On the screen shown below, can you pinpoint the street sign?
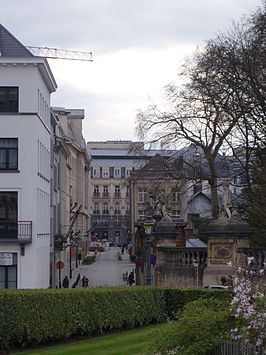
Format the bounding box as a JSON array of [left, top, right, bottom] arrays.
[[0, 253, 12, 266], [56, 261, 64, 269], [151, 254, 156, 266]]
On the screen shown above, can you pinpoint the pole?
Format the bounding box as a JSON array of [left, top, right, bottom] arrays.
[[75, 242, 78, 268], [69, 247, 72, 279], [146, 234, 151, 286], [59, 253, 62, 288], [197, 265, 199, 288]]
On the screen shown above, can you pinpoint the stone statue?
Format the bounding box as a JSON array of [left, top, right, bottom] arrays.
[[220, 181, 232, 219]]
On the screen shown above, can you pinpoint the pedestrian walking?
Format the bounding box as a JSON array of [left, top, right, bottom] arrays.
[[82, 275, 86, 287], [62, 276, 69, 288], [128, 271, 135, 286]]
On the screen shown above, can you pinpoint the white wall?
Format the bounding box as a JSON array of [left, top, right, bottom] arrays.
[[0, 63, 53, 288]]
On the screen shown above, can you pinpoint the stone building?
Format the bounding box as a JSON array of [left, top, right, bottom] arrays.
[[52, 107, 90, 284], [87, 141, 146, 245], [128, 154, 188, 236]]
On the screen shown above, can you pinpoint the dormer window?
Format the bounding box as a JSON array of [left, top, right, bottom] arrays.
[[0, 87, 18, 113]]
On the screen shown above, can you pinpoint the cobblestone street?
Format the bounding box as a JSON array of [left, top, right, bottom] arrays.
[[70, 247, 135, 288]]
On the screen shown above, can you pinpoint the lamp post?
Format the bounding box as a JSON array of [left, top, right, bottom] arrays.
[[144, 217, 155, 286]]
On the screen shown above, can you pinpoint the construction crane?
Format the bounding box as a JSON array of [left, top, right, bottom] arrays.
[[26, 46, 93, 62]]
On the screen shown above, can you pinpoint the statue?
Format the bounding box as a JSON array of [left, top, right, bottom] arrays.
[[147, 188, 172, 221], [220, 181, 232, 219]]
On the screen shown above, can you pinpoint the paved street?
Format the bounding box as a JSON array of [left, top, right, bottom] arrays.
[[70, 247, 135, 288]]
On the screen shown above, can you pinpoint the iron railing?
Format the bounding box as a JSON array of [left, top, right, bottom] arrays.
[[0, 221, 32, 241], [213, 340, 265, 355]]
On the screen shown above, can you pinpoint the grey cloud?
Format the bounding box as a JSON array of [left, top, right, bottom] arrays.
[[1, 0, 261, 55]]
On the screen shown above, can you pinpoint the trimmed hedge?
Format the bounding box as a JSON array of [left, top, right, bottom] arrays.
[[164, 288, 231, 317], [0, 287, 230, 351], [0, 287, 165, 350], [82, 255, 96, 265]]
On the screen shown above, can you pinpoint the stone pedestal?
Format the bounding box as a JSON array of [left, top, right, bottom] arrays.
[[203, 216, 251, 286]]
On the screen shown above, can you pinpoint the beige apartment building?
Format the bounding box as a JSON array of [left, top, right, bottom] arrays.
[[87, 141, 146, 245], [87, 141, 182, 245], [128, 154, 188, 235], [52, 107, 90, 285]]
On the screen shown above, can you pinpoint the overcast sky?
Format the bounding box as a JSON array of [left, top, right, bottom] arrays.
[[1, 0, 262, 142]]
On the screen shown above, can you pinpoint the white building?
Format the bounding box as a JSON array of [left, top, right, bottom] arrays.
[[0, 25, 57, 288]]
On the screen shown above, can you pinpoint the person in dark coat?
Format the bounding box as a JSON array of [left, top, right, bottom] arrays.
[[128, 271, 135, 286], [62, 276, 69, 288]]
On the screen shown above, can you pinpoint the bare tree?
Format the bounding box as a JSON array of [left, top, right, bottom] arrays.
[[136, 4, 265, 218]]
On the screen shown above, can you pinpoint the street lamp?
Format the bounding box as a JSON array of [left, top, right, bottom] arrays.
[[144, 217, 155, 286]]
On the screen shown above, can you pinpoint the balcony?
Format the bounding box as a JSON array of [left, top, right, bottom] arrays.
[[0, 221, 32, 243]]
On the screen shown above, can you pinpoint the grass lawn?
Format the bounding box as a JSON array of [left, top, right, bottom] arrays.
[[12, 323, 168, 355]]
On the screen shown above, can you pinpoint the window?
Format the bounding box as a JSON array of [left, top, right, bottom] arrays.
[[109, 167, 114, 178], [103, 185, 109, 196], [93, 202, 99, 215], [103, 202, 109, 215], [114, 168, 120, 177], [126, 169, 131, 177], [114, 185, 120, 197], [0, 87, 18, 113], [114, 219, 121, 226], [114, 202, 120, 215], [172, 188, 180, 203], [0, 192, 18, 238], [0, 138, 18, 170], [103, 170, 109, 178], [93, 185, 99, 197], [121, 167, 125, 178], [0, 253, 17, 289], [138, 209, 145, 220], [126, 202, 130, 214], [138, 188, 147, 203], [126, 187, 130, 197], [172, 210, 181, 218]]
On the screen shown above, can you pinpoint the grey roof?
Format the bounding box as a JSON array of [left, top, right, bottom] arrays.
[[0, 24, 33, 58], [186, 239, 207, 248]]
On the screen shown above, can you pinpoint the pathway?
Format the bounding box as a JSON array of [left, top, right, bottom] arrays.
[[70, 247, 135, 288]]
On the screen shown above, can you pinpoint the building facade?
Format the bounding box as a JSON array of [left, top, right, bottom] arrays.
[[0, 25, 57, 288], [53, 107, 90, 285], [87, 141, 146, 245]]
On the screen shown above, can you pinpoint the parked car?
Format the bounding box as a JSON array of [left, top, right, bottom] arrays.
[[204, 285, 229, 290]]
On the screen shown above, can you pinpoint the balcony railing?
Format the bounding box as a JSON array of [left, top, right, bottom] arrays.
[[0, 221, 32, 242]]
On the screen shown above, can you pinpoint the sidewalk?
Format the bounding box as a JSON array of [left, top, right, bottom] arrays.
[[69, 247, 134, 288]]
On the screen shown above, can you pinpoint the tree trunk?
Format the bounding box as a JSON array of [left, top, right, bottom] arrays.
[[206, 155, 219, 219]]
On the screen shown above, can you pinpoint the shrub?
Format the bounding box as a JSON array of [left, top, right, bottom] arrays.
[[88, 246, 104, 252], [150, 298, 232, 355], [164, 288, 231, 318], [0, 287, 166, 351], [82, 255, 96, 265]]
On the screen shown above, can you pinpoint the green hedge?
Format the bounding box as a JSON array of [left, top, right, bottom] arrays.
[[149, 298, 232, 355], [82, 255, 96, 265], [0, 287, 165, 350], [163, 288, 231, 317], [0, 287, 230, 351]]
